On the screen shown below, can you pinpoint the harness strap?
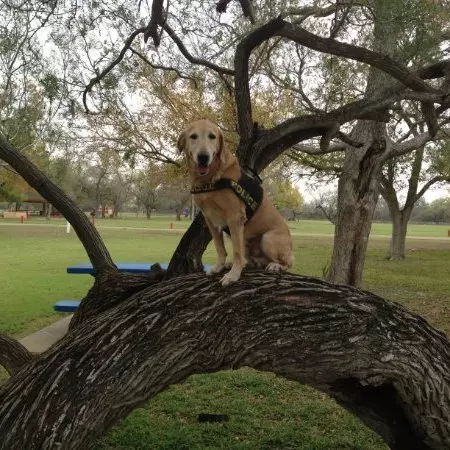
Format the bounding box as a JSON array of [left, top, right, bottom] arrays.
[[191, 168, 263, 232]]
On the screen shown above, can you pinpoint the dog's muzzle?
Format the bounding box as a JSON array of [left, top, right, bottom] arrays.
[[196, 152, 210, 175]]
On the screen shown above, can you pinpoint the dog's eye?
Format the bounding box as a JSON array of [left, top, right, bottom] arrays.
[[189, 133, 198, 140], [208, 133, 217, 140]]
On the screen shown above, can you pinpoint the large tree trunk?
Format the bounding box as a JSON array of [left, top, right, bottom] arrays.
[[1, 271, 450, 450], [381, 148, 428, 260], [386, 208, 411, 260], [328, 0, 399, 286], [327, 121, 385, 286]]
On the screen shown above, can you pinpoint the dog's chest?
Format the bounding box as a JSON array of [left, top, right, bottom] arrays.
[[195, 196, 227, 228], [194, 193, 241, 229]]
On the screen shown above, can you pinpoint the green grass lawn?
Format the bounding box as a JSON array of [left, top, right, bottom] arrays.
[[2, 214, 450, 238], [1, 218, 449, 449]]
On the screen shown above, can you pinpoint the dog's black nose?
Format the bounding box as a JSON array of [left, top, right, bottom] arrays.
[[197, 152, 210, 167]]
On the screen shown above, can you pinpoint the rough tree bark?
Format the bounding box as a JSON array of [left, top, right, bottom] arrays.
[[1, 271, 450, 450], [327, 120, 388, 285], [327, 0, 400, 286]]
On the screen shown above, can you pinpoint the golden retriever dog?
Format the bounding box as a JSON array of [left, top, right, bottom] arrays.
[[177, 119, 293, 286]]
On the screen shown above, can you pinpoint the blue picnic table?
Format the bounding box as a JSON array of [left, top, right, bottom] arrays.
[[55, 262, 211, 313], [67, 262, 169, 275]]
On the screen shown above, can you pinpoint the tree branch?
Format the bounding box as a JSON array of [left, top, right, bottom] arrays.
[[415, 176, 450, 202], [234, 16, 285, 164], [0, 334, 35, 377], [252, 90, 447, 171], [216, 0, 255, 23], [277, 22, 438, 94], [161, 23, 234, 75], [392, 128, 450, 156], [1, 272, 450, 449], [144, 0, 165, 47], [83, 27, 147, 113], [129, 47, 198, 85], [417, 59, 450, 80], [292, 142, 346, 155], [0, 135, 116, 275]]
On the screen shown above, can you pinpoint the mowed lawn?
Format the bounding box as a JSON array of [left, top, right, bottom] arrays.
[[1, 217, 450, 449]]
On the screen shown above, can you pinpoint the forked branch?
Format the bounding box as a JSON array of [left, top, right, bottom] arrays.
[[0, 334, 35, 377], [0, 135, 115, 274]]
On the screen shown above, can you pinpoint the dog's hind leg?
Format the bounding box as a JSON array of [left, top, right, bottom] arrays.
[[260, 229, 293, 272]]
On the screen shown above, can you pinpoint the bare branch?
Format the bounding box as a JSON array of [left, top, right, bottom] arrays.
[[0, 334, 35, 376], [216, 0, 255, 23], [129, 47, 198, 86], [83, 27, 147, 113], [252, 91, 445, 171], [417, 59, 450, 80], [415, 176, 450, 202], [282, 2, 357, 20], [234, 16, 285, 163], [320, 122, 340, 152], [161, 23, 234, 75], [216, 0, 232, 13], [144, 0, 164, 47], [329, 3, 352, 39], [0, 135, 116, 275], [238, 0, 255, 23], [336, 130, 364, 148], [278, 21, 438, 94], [392, 128, 450, 156], [421, 101, 438, 137]]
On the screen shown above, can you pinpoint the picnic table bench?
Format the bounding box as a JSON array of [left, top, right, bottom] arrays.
[[66, 262, 169, 275], [55, 262, 211, 313]]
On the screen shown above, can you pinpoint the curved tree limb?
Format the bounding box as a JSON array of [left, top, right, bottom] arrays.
[[234, 16, 285, 164], [1, 272, 449, 449], [0, 334, 35, 377], [392, 127, 450, 156], [415, 175, 450, 202], [144, 0, 165, 46], [161, 23, 234, 76], [277, 21, 438, 94], [82, 27, 147, 113], [216, 0, 255, 23], [129, 47, 198, 86], [0, 135, 115, 275]]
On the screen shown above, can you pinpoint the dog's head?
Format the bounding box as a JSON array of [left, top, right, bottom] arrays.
[[177, 119, 225, 177]]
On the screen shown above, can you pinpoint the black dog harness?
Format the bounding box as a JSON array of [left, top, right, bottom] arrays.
[[190, 167, 263, 229]]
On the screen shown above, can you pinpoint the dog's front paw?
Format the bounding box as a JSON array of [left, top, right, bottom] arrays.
[[207, 262, 231, 276], [207, 262, 232, 276], [265, 262, 284, 272], [220, 270, 240, 286]]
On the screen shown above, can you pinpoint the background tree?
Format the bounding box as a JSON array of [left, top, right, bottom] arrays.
[[380, 143, 450, 260], [157, 164, 191, 221], [419, 196, 450, 223], [134, 163, 161, 219]]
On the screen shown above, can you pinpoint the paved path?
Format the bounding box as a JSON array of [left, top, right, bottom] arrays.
[[19, 316, 72, 353]]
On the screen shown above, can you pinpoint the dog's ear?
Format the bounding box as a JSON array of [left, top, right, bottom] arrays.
[[218, 128, 226, 163], [177, 131, 186, 153]]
